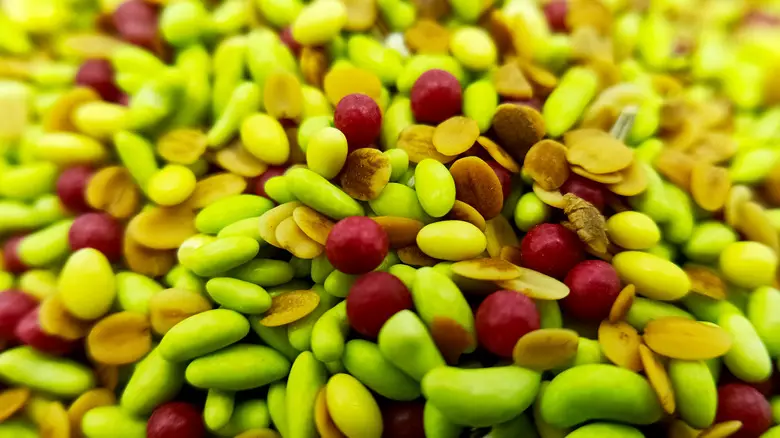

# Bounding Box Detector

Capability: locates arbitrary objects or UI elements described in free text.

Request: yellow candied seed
[70,101,128,140]
[291,0,348,46]
[449,27,498,71]
[35,132,108,165]
[323,66,383,107]
[86,311,152,365]
[147,165,197,207]
[306,127,348,180]
[58,248,116,320]
[606,211,660,250]
[416,220,487,261]
[214,141,269,178]
[264,71,304,121]
[240,113,291,165]
[612,251,690,301]
[326,374,383,438]
[719,241,778,289]
[186,173,248,210]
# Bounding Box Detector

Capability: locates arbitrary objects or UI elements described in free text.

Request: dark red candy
[75,59,123,103]
[520,223,585,279]
[334,93,382,150]
[113,0,160,50]
[0,290,38,341]
[254,166,287,199]
[68,213,124,262]
[346,272,413,339]
[147,402,205,438]
[56,166,93,214]
[562,260,622,321]
[716,383,772,438]
[279,26,302,56]
[410,69,462,124]
[381,402,425,438]
[326,216,388,275]
[3,236,28,274]
[475,290,540,358]
[544,0,569,33]
[14,307,75,356]
[560,174,606,212]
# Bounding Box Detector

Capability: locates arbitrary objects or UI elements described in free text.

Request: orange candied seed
[608,284,636,323]
[571,166,623,184]
[339,148,393,201]
[523,139,570,191]
[323,66,382,107]
[498,245,523,266]
[258,202,303,248]
[86,311,153,365]
[638,344,676,415]
[512,329,579,371]
[397,245,438,267]
[690,162,730,212]
[371,216,425,249]
[643,317,732,360]
[341,0,377,31]
[123,233,177,278]
[430,316,475,364]
[149,288,213,335]
[493,61,533,100]
[293,206,335,246]
[263,71,304,121]
[39,295,93,340]
[654,148,694,190]
[396,124,457,164]
[276,216,325,259]
[485,215,519,258]
[598,320,643,372]
[608,162,648,197]
[126,206,198,251]
[532,183,567,208]
[214,140,269,178]
[260,290,321,327]
[0,387,31,422]
[314,388,346,438]
[491,103,545,162]
[85,166,141,220]
[67,388,116,437]
[432,116,480,156]
[449,157,504,220]
[737,201,780,253]
[446,200,487,231]
[565,131,634,175]
[156,128,208,165]
[404,19,450,54]
[185,172,248,210]
[43,87,101,132]
[684,265,727,301]
[451,258,522,281]
[476,136,521,173]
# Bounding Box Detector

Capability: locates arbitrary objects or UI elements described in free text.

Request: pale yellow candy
[612,251,690,301]
[240,113,290,165]
[58,248,116,320]
[71,101,128,140]
[719,241,778,289]
[416,220,487,261]
[606,211,661,250]
[147,165,197,206]
[326,373,383,438]
[449,27,497,71]
[35,132,107,165]
[306,127,348,180]
[291,0,348,46]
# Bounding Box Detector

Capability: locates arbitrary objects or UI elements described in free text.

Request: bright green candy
[116,272,164,315]
[311,254,335,284]
[251,321,301,361]
[206,277,272,314]
[306,126,348,180]
[668,360,716,429]
[424,402,462,438]
[229,259,295,287]
[347,34,404,85]
[0,161,58,200]
[532,381,569,438]
[369,182,432,223]
[343,340,421,401]
[661,182,694,244]
[384,148,410,182]
[0,418,38,438]
[626,297,694,331]
[121,347,185,416]
[195,195,274,235]
[215,399,271,437]
[82,406,146,438]
[217,217,264,243]
[265,175,298,204]
[298,116,333,152]
[17,218,73,267]
[209,82,261,147]
[514,192,549,232]
[159,309,250,362]
[179,234,219,268]
[287,351,327,438]
[463,79,498,133]
[291,0,347,45]
[58,248,116,320]
[311,301,349,363]
[378,310,446,381]
[489,414,539,438]
[257,0,303,27]
[417,221,487,261]
[536,300,563,329]
[682,293,742,324]
[147,165,197,207]
[204,389,234,431]
[327,373,383,438]
[186,344,291,390]
[0,346,96,398]
[543,67,600,137]
[211,35,247,118]
[415,159,456,218]
[160,0,208,46]
[411,267,476,352]
[565,423,644,438]
[113,131,159,191]
[286,167,364,219]
[449,27,497,70]
[719,241,778,289]
[241,112,291,165]
[17,269,56,300]
[288,286,339,351]
[185,236,260,278]
[747,286,780,357]
[382,97,414,149]
[388,264,416,290]
[719,312,773,383]
[267,382,289,437]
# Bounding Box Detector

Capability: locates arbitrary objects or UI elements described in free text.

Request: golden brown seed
[39,400,69,438]
[293,206,335,246]
[314,388,344,438]
[260,290,321,327]
[341,0,377,31]
[450,157,504,220]
[571,166,623,184]
[186,173,248,210]
[0,387,30,422]
[157,128,208,165]
[524,139,570,190]
[512,329,579,371]
[495,268,570,300]
[532,184,567,208]
[404,19,450,53]
[430,316,475,364]
[371,216,425,249]
[149,288,213,335]
[126,206,197,251]
[214,140,269,178]
[397,124,457,164]
[498,245,523,266]
[565,131,634,175]
[737,201,780,253]
[397,245,438,267]
[445,200,487,231]
[95,364,118,391]
[491,103,545,162]
[86,312,152,365]
[411,0,450,19]
[476,136,521,173]
[259,202,303,248]
[685,265,726,301]
[85,166,140,219]
[264,71,304,121]
[698,421,743,438]
[432,116,480,156]
[340,148,392,201]
[608,284,636,323]
[323,66,382,106]
[654,148,694,190]
[43,87,100,132]
[493,61,533,99]
[39,295,93,341]
[451,258,521,281]
[598,320,643,371]
[123,233,176,278]
[690,162,730,212]
[608,162,649,196]
[300,47,329,88]
[485,215,519,258]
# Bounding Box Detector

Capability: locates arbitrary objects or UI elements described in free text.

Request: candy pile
[2,0,780,437]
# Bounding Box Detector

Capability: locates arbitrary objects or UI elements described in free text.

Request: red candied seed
[75,59,123,103]
[280,26,303,56]
[716,383,772,438]
[520,223,585,279]
[254,166,287,199]
[68,213,124,262]
[561,174,606,212]
[0,290,38,341]
[147,402,205,438]
[3,236,28,274]
[486,160,512,200]
[381,401,425,438]
[14,307,75,356]
[562,260,622,321]
[334,93,382,150]
[544,0,569,33]
[113,0,160,50]
[410,69,462,124]
[476,290,540,358]
[346,271,413,339]
[56,166,94,214]
[326,216,389,275]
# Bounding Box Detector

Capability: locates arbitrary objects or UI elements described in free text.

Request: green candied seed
[375,251,400,272]
[306,126,349,180]
[730,148,780,184]
[554,338,607,373]
[82,406,147,438]
[217,217,265,243]
[311,301,349,362]
[424,402,463,438]
[764,426,780,438]
[0,346,96,398]
[542,67,600,137]
[147,165,197,207]
[241,113,291,165]
[264,176,297,204]
[412,267,476,350]
[158,309,250,362]
[212,35,247,118]
[388,264,416,290]
[377,0,416,31]
[288,286,339,351]
[206,278,272,314]
[627,96,662,144]
[229,259,295,287]
[722,60,765,111]
[286,168,364,220]
[205,389,234,431]
[311,254,335,284]
[449,27,497,70]
[399,167,416,187]
[302,86,333,119]
[325,360,345,374]
[705,357,721,384]
[196,194,274,235]
[17,219,73,267]
[514,192,550,232]
[209,0,249,34]
[257,0,303,27]
[121,347,185,416]
[291,0,347,46]
[0,418,37,438]
[646,241,676,261]
[327,34,348,60]
[727,286,751,314]
[287,352,327,438]
[720,241,777,289]
[208,82,261,148]
[633,138,664,163]
[290,257,312,279]
[378,310,446,381]
[31,194,67,228]
[0,11,31,55]
[127,69,184,131]
[170,44,211,128]
[536,300,563,329]
[186,344,291,390]
[116,271,164,315]
[415,159,456,218]
[683,221,738,263]
[324,269,357,298]
[566,423,644,438]
[268,382,289,437]
[682,294,740,324]
[660,182,694,244]
[343,339,421,401]
[0,272,13,290]
[18,269,57,299]
[396,55,466,92]
[668,360,717,429]
[0,161,58,200]
[298,116,334,152]
[384,148,409,182]
[719,312,773,383]
[370,182,432,223]
[114,130,160,191]
[489,414,539,438]
[767,209,780,231]
[251,321,301,361]
[215,399,271,437]
[0,201,37,233]
[160,0,208,46]
[637,12,674,69]
[165,265,206,296]
[463,79,498,133]
[347,34,404,85]
[379,86,391,113]
[422,366,541,428]
[382,97,414,151]
[111,44,166,76]
[72,101,129,140]
[115,73,146,94]
[188,158,209,178]
[246,29,282,101]
[29,62,77,86]
[185,237,260,278]
[540,364,662,428]
[626,297,693,331]
[747,287,780,357]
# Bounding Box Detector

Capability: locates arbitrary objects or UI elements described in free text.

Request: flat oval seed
[186,173,248,210]
[450,157,504,219]
[432,116,480,156]
[609,284,636,323]
[446,200,487,231]
[259,202,304,248]
[643,317,733,360]
[264,71,304,120]
[371,216,424,249]
[340,148,392,201]
[86,311,152,365]
[496,268,570,300]
[156,128,208,165]
[127,206,197,250]
[85,166,140,219]
[598,321,643,371]
[314,387,344,438]
[215,141,269,178]
[260,290,321,327]
[276,217,325,259]
[0,387,30,422]
[450,258,521,281]
[638,344,675,415]
[512,329,579,371]
[67,389,116,437]
[39,295,93,340]
[293,206,334,246]
[149,288,213,335]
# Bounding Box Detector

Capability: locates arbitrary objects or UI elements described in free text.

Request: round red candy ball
[68,213,124,262]
[381,402,425,438]
[334,93,382,150]
[75,59,123,103]
[3,236,28,274]
[326,216,388,275]
[56,166,93,214]
[520,223,585,279]
[560,174,606,212]
[279,26,302,56]
[475,290,540,358]
[410,69,462,124]
[113,0,159,50]
[0,290,38,341]
[561,260,621,321]
[147,402,205,438]
[346,271,413,338]
[254,166,287,199]
[716,383,772,438]
[544,0,569,33]
[15,308,75,356]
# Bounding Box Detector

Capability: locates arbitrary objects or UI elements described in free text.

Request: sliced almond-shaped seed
[524,139,570,190]
[450,157,504,220]
[39,295,93,340]
[685,265,726,300]
[643,317,732,360]
[86,312,152,365]
[451,258,521,281]
[67,388,116,437]
[697,421,743,438]
[512,328,579,371]
[215,140,269,178]
[258,202,303,248]
[371,216,424,248]
[476,136,521,173]
[446,200,486,231]
[494,61,533,99]
[690,162,730,212]
[264,71,304,121]
[562,128,606,147]
[276,216,325,259]
[689,132,738,164]
[397,245,438,267]
[655,148,694,190]
[157,128,208,165]
[260,290,321,327]
[532,184,566,208]
[0,387,30,422]
[566,132,634,174]
[598,320,643,372]
[608,284,636,323]
[86,166,140,219]
[567,0,612,34]
[323,66,382,106]
[341,0,377,31]
[668,419,700,438]
[340,148,392,201]
[127,206,197,250]
[40,400,69,438]
[481,9,515,55]
[293,206,334,246]
[492,103,545,162]
[123,233,176,278]
[499,245,523,266]
[571,165,623,184]
[608,161,648,196]
[43,87,100,132]
[301,47,328,88]
[186,173,248,210]
[485,215,519,258]
[496,268,570,300]
[432,116,480,156]
[149,288,213,335]
[724,185,751,228]
[404,19,450,53]
[638,344,675,415]
[737,201,780,253]
[397,124,457,164]
[430,316,475,364]
[519,59,557,93]
[315,387,346,438]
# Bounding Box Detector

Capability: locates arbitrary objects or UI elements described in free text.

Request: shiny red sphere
[254,167,287,199]
[520,223,585,279]
[560,174,606,211]
[326,216,389,275]
[75,59,123,103]
[346,271,413,339]
[544,0,569,33]
[334,93,382,150]
[0,290,38,341]
[3,236,28,274]
[716,383,772,438]
[279,27,302,56]
[56,166,93,214]
[475,290,540,357]
[562,260,621,321]
[147,402,205,438]
[410,69,462,124]
[68,213,124,262]
[113,0,160,50]
[15,307,75,355]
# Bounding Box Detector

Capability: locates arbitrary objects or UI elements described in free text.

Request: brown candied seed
[156,128,208,165]
[214,140,269,178]
[0,387,30,422]
[432,116,480,157]
[397,245,438,267]
[571,27,614,63]
[451,258,521,281]
[492,103,546,162]
[300,47,329,88]
[685,265,726,300]
[371,216,424,248]
[664,119,703,152]
[523,139,570,190]
[499,245,523,266]
[85,166,141,220]
[450,157,504,220]
[446,200,487,231]
[565,131,634,175]
[123,233,176,278]
[654,148,694,190]
[340,148,392,201]
[608,284,636,323]
[410,0,450,19]
[598,320,643,371]
[688,133,738,164]
[260,290,321,327]
[493,61,533,100]
[476,136,521,173]
[690,162,730,212]
[571,166,622,184]
[341,0,377,31]
[480,10,515,56]
[563,193,609,253]
[149,288,213,335]
[567,0,613,34]
[562,128,604,147]
[397,124,457,164]
[293,206,334,246]
[43,87,100,132]
[86,312,152,365]
[276,217,325,259]
[404,19,450,54]
[127,206,198,251]
[430,316,475,364]
[737,201,780,253]
[608,162,649,197]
